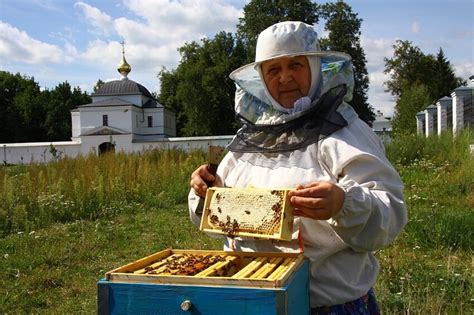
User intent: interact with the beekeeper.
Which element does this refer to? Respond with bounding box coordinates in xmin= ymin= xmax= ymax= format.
xmin=189 ymin=21 xmax=406 ymax=313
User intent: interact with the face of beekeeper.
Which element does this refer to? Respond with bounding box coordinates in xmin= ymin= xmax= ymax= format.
xmin=261 ymin=55 xmax=311 ymax=108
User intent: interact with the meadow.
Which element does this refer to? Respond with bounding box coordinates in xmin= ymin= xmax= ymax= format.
xmin=0 ymin=131 xmax=472 ymax=314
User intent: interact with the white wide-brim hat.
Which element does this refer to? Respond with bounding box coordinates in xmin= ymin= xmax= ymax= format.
xmin=230 ymin=21 xmax=351 ymax=82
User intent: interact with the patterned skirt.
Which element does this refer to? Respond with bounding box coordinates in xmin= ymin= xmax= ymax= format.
xmin=311 ymin=289 xmax=381 ymax=315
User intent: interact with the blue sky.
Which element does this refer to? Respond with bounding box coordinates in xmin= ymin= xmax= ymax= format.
xmin=1 ymin=0 xmax=473 ymax=117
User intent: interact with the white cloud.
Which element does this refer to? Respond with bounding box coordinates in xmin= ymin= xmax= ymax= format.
xmin=123 ymin=0 xmax=242 ymax=36
xmin=360 ymin=36 xmax=399 ymax=117
xmin=411 ymin=21 xmax=421 ymax=34
xmin=361 ymin=36 xmax=395 ymax=72
xmin=80 ymin=39 xmax=122 ymax=63
xmin=368 ymin=71 xmax=396 ymax=117
xmin=0 ymin=21 xmax=64 ymax=64
xmin=71 ymin=0 xmax=243 ymax=91
xmin=453 ymin=62 xmax=474 ymax=81
xmin=74 ymin=1 xmax=114 ymax=36
xmin=71 ymin=0 xmax=242 ymax=81
xmin=115 ymin=0 xmax=242 ymax=59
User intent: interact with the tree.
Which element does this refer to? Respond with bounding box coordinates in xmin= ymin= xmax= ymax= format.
xmin=384 ymin=41 xmax=465 ymax=134
xmin=391 ymin=83 xmax=431 ymax=135
xmin=432 ymin=48 xmax=466 ymax=99
xmin=94 ymin=79 xmax=105 ymax=93
xmin=159 ymin=32 xmax=248 ymax=136
xmin=318 ymin=0 xmax=374 ymax=123
xmin=0 ymin=71 xmax=45 ymax=142
xmin=384 ymin=40 xmax=437 ymax=99
xmin=237 ymin=0 xmax=319 ymax=62
xmin=157 ymin=68 xmax=185 ymax=135
xmin=0 ymin=72 xmax=91 ymax=142
xmin=44 ymin=82 xmax=91 ymax=140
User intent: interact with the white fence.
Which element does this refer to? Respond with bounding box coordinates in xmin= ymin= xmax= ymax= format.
xmin=416 ymin=82 xmax=473 ymax=137
xmin=1 ymin=135 xmax=234 ymax=165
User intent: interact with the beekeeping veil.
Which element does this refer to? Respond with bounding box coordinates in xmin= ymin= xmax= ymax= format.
xmin=227 ymin=21 xmax=355 ymax=153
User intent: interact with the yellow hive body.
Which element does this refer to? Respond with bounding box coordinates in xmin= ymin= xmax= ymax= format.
xmin=200 ymin=187 xmax=294 ymax=241
xmin=105 ymin=249 xmax=304 ymax=288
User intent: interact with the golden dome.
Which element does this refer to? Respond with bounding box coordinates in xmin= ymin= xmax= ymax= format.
xmin=117 ymin=41 xmax=131 ymax=77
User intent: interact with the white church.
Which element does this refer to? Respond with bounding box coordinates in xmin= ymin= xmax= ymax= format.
xmin=71 ymin=51 xmax=177 ymax=155
xmin=1 ymin=51 xmax=232 ymax=164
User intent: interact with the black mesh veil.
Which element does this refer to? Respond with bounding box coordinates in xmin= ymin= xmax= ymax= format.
xmin=227 ymin=85 xmax=348 ymax=153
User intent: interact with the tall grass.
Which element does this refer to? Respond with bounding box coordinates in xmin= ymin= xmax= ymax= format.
xmin=378 ymin=129 xmax=473 ymax=313
xmin=0 ymin=149 xmax=207 ymax=236
xmin=385 ymin=130 xmax=473 ymax=251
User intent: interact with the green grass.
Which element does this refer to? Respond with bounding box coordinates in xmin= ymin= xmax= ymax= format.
xmin=0 ymin=130 xmax=473 ymax=313
xmin=0 ymin=205 xmax=222 ymax=313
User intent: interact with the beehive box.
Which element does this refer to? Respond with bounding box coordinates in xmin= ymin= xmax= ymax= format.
xmin=200 ymin=187 xmax=294 ymax=241
xmin=98 ymin=249 xmax=309 ymax=314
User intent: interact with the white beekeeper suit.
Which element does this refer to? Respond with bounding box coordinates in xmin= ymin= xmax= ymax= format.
xmin=189 ymin=21 xmax=407 ymax=308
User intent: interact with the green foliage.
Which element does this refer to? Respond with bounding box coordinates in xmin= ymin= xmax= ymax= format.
xmin=0 ymin=71 xmax=43 ymax=142
xmin=159 ymin=32 xmax=247 ymax=136
xmin=318 ymin=0 xmax=374 ymax=123
xmin=44 ymin=82 xmax=91 ymax=140
xmin=433 ymin=48 xmax=466 ymax=98
xmin=385 ymin=128 xmax=472 ymax=167
xmin=384 ymin=41 xmax=465 ymax=102
xmin=93 ymin=79 xmax=105 ymax=93
xmin=391 ymin=83 xmax=431 ymax=135
xmin=384 ymin=40 xmax=432 ymax=98
xmin=0 ymin=71 xmax=91 ymax=142
xmin=384 ymin=41 xmax=465 ymax=134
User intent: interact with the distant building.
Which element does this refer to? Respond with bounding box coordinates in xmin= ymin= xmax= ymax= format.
xmin=372 ymin=110 xmax=392 ymax=132
xmin=372 ymin=110 xmax=392 ymax=143
xmin=71 ymin=48 xmax=176 ymax=155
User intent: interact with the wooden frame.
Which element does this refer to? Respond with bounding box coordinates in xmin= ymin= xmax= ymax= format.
xmin=105 ymin=249 xmax=305 ymax=289
xmin=200 ymin=187 xmax=294 ymax=241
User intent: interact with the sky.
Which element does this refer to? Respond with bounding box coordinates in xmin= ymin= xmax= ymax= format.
xmin=1 ymin=0 xmax=473 ymax=117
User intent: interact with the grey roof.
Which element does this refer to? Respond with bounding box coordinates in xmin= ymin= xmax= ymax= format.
xmin=79 ymin=97 xmax=135 ymax=108
xmin=93 ymin=79 xmax=154 ymax=99
xmin=373 ymin=115 xmax=391 ymax=122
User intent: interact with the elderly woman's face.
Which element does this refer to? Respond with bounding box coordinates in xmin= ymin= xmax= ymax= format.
xmin=261 ymin=56 xmax=311 ymax=108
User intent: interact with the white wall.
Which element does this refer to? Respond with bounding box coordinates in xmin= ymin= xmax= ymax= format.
xmin=71 ymin=111 xmax=81 ymax=138
xmin=80 ymin=106 xmax=134 ymax=134
xmin=79 ymin=134 xmax=134 ymax=154
xmin=1 ymin=142 xmax=81 ymax=164
xmin=132 ymin=107 xmax=176 ymax=138
xmin=1 ymin=135 xmax=234 ymax=165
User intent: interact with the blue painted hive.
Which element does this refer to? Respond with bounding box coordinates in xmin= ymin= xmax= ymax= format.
xmin=98 ymin=248 xmax=309 ymax=314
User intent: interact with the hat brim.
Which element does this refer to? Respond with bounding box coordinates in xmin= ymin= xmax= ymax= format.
xmin=230 ymin=50 xmax=351 ymax=82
